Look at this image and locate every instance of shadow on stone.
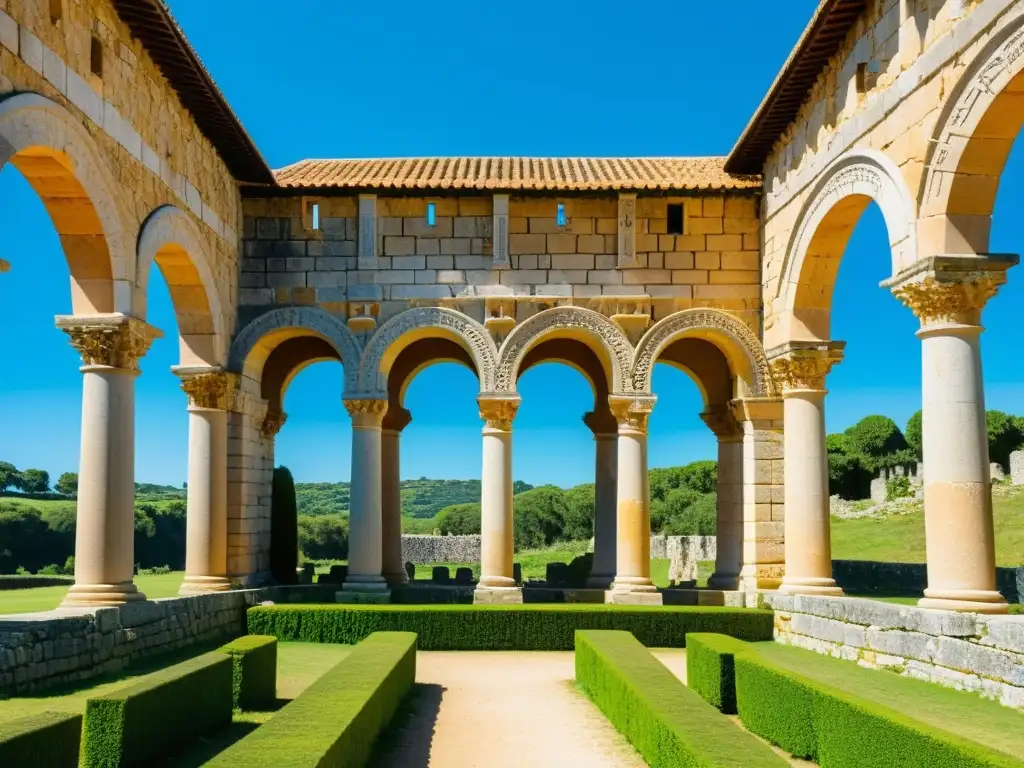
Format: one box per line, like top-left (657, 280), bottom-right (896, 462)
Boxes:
top-left (368, 683), bottom-right (445, 768)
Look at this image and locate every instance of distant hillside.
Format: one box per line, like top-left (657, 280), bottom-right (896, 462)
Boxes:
top-left (294, 478), bottom-right (534, 518)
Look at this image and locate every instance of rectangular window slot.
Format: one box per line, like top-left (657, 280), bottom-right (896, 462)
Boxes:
top-left (557, 202), bottom-right (567, 227)
top-left (427, 202), bottom-right (436, 227)
top-left (49, 0), bottom-right (62, 23)
top-left (312, 203), bottom-right (320, 230)
top-left (667, 204), bottom-right (684, 235)
top-left (90, 37), bottom-right (103, 78)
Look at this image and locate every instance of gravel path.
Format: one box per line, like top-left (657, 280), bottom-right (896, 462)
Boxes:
top-left (370, 651), bottom-right (645, 768)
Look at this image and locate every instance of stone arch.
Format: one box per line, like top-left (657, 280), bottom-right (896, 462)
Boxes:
top-left (357, 306), bottom-right (498, 395)
top-left (228, 307), bottom-right (361, 394)
top-left (774, 149), bottom-right (917, 342)
top-left (918, 6), bottom-right (1024, 256)
top-left (495, 306), bottom-right (634, 395)
top-left (0, 92), bottom-right (133, 314)
top-left (136, 204), bottom-right (227, 366)
top-left (632, 308), bottom-right (773, 397)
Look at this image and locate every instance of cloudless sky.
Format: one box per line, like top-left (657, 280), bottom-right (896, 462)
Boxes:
top-left (0, 1), bottom-right (1021, 487)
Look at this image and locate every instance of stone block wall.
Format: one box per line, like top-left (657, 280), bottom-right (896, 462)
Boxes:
top-left (400, 534), bottom-right (481, 565)
top-left (831, 559), bottom-right (1023, 603)
top-left (1012, 450), bottom-right (1024, 485)
top-left (765, 592), bottom-right (1024, 709)
top-left (226, 390), bottom-right (274, 581)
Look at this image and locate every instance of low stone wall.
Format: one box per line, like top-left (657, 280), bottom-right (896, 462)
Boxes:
top-left (666, 536), bottom-right (717, 582)
top-left (832, 559), bottom-right (1023, 603)
top-left (401, 534), bottom-right (481, 565)
top-left (765, 592), bottom-right (1024, 708)
top-left (0, 590), bottom-right (264, 694)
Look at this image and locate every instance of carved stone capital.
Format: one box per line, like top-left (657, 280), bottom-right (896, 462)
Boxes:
top-left (608, 394), bottom-right (656, 434)
top-left (383, 405), bottom-right (412, 433)
top-left (55, 314), bottom-right (162, 371)
top-left (344, 398), bottom-right (388, 428)
top-left (261, 411), bottom-right (287, 439)
top-left (478, 396), bottom-right (520, 431)
top-left (767, 342), bottom-right (844, 393)
top-left (583, 409), bottom-right (618, 436)
top-left (178, 369), bottom-right (236, 411)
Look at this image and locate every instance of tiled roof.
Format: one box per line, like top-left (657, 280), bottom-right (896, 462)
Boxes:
top-left (273, 157), bottom-right (761, 193)
top-left (725, 0), bottom-right (869, 174)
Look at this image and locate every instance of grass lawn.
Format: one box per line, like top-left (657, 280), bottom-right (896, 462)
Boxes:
top-left (0, 571), bottom-right (184, 615)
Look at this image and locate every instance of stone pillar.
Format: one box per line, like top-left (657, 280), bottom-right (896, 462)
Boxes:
top-left (55, 315), bottom-right (160, 607)
top-left (476, 396), bottom-right (521, 601)
top-left (609, 395), bottom-right (658, 598)
top-left (341, 399), bottom-right (389, 598)
top-left (381, 407), bottom-right (411, 586)
top-left (770, 344), bottom-right (844, 596)
top-left (176, 370), bottom-right (233, 595)
top-left (889, 257), bottom-right (1017, 613)
top-left (701, 408), bottom-right (743, 590)
top-left (584, 410), bottom-right (618, 588)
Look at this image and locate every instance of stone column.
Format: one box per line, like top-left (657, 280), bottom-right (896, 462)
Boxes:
top-left (341, 398), bottom-right (389, 599)
top-left (770, 343), bottom-right (845, 596)
top-left (177, 370), bottom-right (233, 595)
top-left (609, 395), bottom-right (658, 600)
top-left (476, 396), bottom-right (521, 601)
top-left (701, 409), bottom-right (743, 590)
top-left (55, 314), bottom-right (160, 607)
top-left (584, 409), bottom-right (618, 588)
top-left (381, 407), bottom-right (411, 586)
top-left (888, 256), bottom-right (1017, 613)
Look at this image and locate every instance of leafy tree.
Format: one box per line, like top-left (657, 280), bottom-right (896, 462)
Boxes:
top-left (0, 503), bottom-right (50, 573)
top-left (297, 514), bottom-right (348, 560)
top-left (677, 461), bottom-right (718, 494)
top-left (987, 410), bottom-right (1024, 471)
top-left (17, 468), bottom-right (50, 493)
top-left (651, 486), bottom-right (700, 534)
top-left (0, 462), bottom-right (18, 492)
top-left (55, 472), bottom-right (78, 496)
top-left (561, 484), bottom-right (595, 542)
top-left (843, 415), bottom-right (907, 466)
top-left (905, 410), bottom-right (923, 459)
top-left (514, 486), bottom-right (567, 549)
top-left (436, 503), bottom-right (481, 535)
top-left (270, 466), bottom-right (299, 583)
top-left (826, 437), bottom-right (872, 499)
top-left (662, 492), bottom-right (717, 536)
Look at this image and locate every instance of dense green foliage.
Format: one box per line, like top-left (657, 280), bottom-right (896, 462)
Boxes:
top-left (247, 604), bottom-right (773, 650)
top-left (685, 632), bottom-right (750, 714)
top-left (0, 711), bottom-right (81, 767)
top-left (82, 651), bottom-right (232, 768)
top-left (53, 472), bottom-right (78, 496)
top-left (293, 478), bottom-right (534, 518)
top-left (219, 635), bottom-right (278, 711)
top-left (986, 411), bottom-right (1024, 472)
top-left (436, 502), bottom-right (481, 535)
top-left (270, 467), bottom-right (299, 583)
top-left (297, 514), bottom-right (348, 560)
top-left (208, 632), bottom-right (416, 768)
top-left (575, 630), bottom-right (784, 768)
top-left (905, 410), bottom-right (923, 458)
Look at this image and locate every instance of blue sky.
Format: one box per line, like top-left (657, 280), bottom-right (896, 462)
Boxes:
top-left (0, 1), bottom-right (1021, 487)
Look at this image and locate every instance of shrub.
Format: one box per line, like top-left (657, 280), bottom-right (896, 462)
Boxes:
top-left (207, 632), bottom-right (416, 768)
top-left (0, 574), bottom-right (73, 590)
top-left (685, 632), bottom-right (751, 714)
top-left (885, 475), bottom-right (913, 501)
top-left (843, 415), bottom-right (908, 464)
top-left (297, 514), bottom-right (348, 561)
top-left (82, 651), bottom-right (232, 767)
top-left (270, 467), bottom-right (299, 583)
top-left (436, 502), bottom-right (481, 535)
top-left (735, 652), bottom-right (817, 759)
top-left (0, 711), bottom-right (82, 767)
top-left (247, 604), bottom-right (774, 650)
top-left (220, 635), bottom-right (278, 711)
top-left (575, 630), bottom-right (785, 767)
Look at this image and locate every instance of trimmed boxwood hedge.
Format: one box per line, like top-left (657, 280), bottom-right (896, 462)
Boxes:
top-left (220, 635), bottom-right (278, 710)
top-left (685, 632), bottom-right (750, 714)
top-left (247, 604), bottom-right (773, 649)
top-left (0, 711), bottom-right (81, 767)
top-left (575, 630), bottom-right (786, 768)
top-left (82, 650), bottom-right (232, 767)
top-left (734, 652), bottom-right (1022, 767)
top-left (207, 631), bottom-right (416, 768)
top-left (0, 574), bottom-right (74, 590)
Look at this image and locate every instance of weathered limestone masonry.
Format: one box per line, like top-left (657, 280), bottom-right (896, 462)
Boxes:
top-left (401, 534), bottom-right (481, 566)
top-left (766, 592), bottom-right (1024, 708)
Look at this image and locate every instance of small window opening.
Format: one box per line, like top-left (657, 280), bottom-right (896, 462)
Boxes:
top-left (49, 0), bottom-right (63, 23)
top-left (855, 62), bottom-right (867, 94)
top-left (90, 36), bottom-right (103, 78)
top-left (426, 202), bottom-right (436, 227)
top-left (667, 204), bottom-right (684, 235)
top-left (855, 61), bottom-right (880, 95)
top-left (556, 202), bottom-right (567, 227)
top-left (312, 203), bottom-right (320, 230)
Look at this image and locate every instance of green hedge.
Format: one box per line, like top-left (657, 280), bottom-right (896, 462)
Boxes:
top-left (247, 604), bottom-right (773, 650)
top-left (575, 630), bottom-right (785, 768)
top-left (82, 651), bottom-right (232, 767)
top-left (734, 653), bottom-right (1021, 767)
top-left (220, 635), bottom-right (278, 710)
top-left (0, 574), bottom-right (74, 590)
top-left (685, 632), bottom-right (750, 714)
top-left (207, 631), bottom-right (416, 768)
top-left (0, 711), bottom-right (82, 767)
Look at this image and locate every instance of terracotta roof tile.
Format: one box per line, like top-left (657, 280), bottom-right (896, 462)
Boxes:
top-left (273, 157), bottom-right (760, 193)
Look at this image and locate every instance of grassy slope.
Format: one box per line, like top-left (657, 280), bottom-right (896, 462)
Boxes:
top-left (0, 571), bottom-right (183, 615)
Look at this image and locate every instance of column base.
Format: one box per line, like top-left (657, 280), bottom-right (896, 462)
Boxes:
top-left (383, 570), bottom-right (409, 587)
top-left (605, 589), bottom-right (663, 606)
top-left (478, 575), bottom-right (516, 589)
top-left (60, 582), bottom-right (146, 608)
top-left (341, 575), bottom-right (389, 593)
top-left (778, 577), bottom-right (844, 597)
top-left (919, 588), bottom-right (1009, 614)
top-left (473, 586), bottom-right (523, 604)
top-left (609, 576), bottom-right (657, 593)
top-left (586, 573), bottom-right (614, 589)
top-left (707, 572), bottom-right (741, 590)
top-left (178, 576), bottom-right (232, 596)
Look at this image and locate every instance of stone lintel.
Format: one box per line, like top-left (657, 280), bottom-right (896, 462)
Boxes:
top-left (729, 396), bottom-right (783, 424)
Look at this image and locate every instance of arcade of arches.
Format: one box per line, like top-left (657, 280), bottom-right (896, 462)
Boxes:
top-left (2, 0), bottom-right (1024, 613)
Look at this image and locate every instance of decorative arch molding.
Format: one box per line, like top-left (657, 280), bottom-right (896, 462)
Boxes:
top-left (495, 306), bottom-right (634, 394)
top-left (776, 148), bottom-right (917, 310)
top-left (632, 308), bottom-right (773, 397)
top-left (228, 307), bottom-right (361, 393)
top-left (357, 306), bottom-right (498, 395)
top-left (136, 204), bottom-right (227, 366)
top-left (0, 92), bottom-right (133, 313)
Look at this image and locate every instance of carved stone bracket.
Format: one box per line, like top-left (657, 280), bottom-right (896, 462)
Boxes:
top-left (55, 314), bottom-right (163, 371)
top-left (700, 408), bottom-right (742, 439)
top-left (583, 408), bottom-right (618, 436)
top-left (478, 395), bottom-right (521, 431)
top-left (608, 394), bottom-right (656, 434)
top-left (347, 302), bottom-right (379, 334)
top-left (260, 411), bottom-right (287, 439)
top-left (383, 405), bottom-right (412, 433)
top-left (484, 297), bottom-right (517, 342)
top-left (344, 398), bottom-right (389, 428)
top-left (767, 341), bottom-right (845, 393)
top-left (178, 369), bottom-right (236, 410)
